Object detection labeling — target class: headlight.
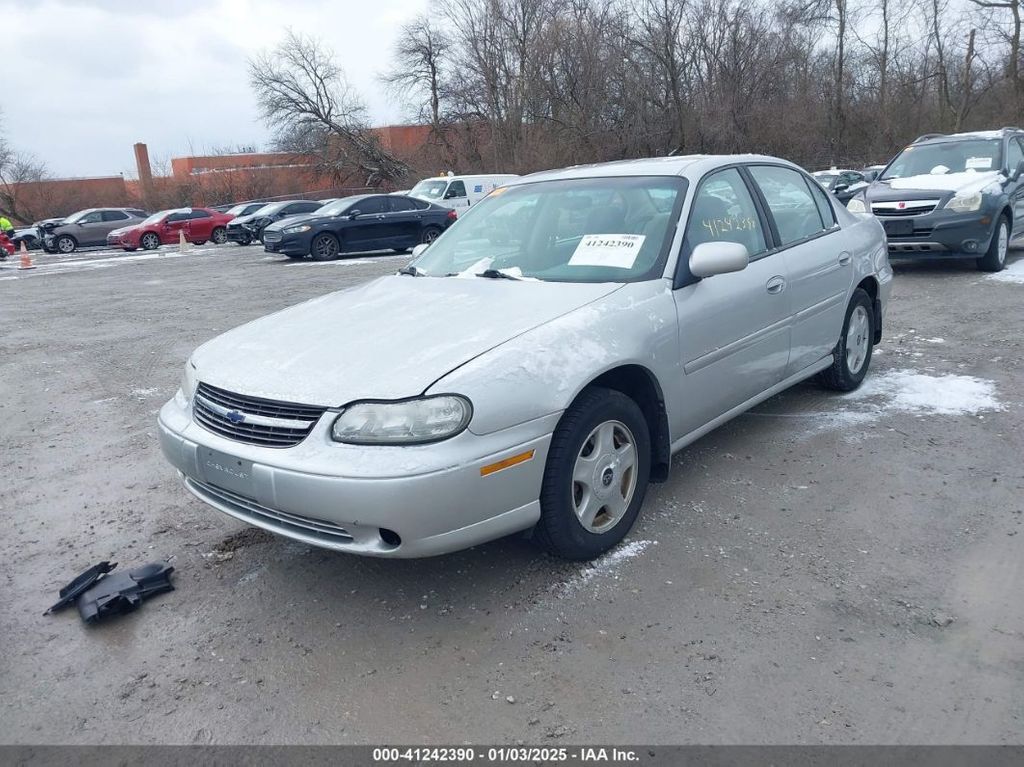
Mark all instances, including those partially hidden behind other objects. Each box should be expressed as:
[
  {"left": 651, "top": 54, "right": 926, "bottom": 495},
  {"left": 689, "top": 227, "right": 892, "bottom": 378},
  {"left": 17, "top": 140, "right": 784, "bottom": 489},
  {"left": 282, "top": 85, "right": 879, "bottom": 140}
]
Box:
[
  {"left": 946, "top": 191, "right": 982, "bottom": 212},
  {"left": 331, "top": 395, "right": 472, "bottom": 445},
  {"left": 284, "top": 224, "right": 311, "bottom": 234},
  {"left": 847, "top": 198, "right": 868, "bottom": 214},
  {"left": 178, "top": 360, "right": 198, "bottom": 406}
]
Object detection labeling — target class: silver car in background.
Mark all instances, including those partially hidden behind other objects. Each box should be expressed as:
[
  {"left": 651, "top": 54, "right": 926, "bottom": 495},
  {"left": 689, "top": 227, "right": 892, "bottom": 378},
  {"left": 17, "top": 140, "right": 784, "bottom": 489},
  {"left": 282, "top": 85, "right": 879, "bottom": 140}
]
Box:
[{"left": 158, "top": 155, "right": 891, "bottom": 560}]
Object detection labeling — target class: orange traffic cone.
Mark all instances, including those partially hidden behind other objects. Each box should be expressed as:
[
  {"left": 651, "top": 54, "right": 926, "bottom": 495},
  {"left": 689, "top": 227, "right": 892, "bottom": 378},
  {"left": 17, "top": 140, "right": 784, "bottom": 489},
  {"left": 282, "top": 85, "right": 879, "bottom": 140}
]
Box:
[
  {"left": 179, "top": 230, "right": 188, "bottom": 252},
  {"left": 18, "top": 242, "right": 36, "bottom": 270}
]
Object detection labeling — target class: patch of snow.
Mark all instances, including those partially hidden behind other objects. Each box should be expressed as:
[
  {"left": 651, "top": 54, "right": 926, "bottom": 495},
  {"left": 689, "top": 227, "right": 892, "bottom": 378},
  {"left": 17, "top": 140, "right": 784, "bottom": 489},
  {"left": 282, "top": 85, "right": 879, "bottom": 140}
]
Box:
[
  {"left": 988, "top": 259, "right": 1024, "bottom": 284},
  {"left": 848, "top": 370, "right": 1001, "bottom": 416},
  {"left": 557, "top": 540, "right": 656, "bottom": 597},
  {"left": 131, "top": 387, "right": 160, "bottom": 398},
  {"left": 923, "top": 338, "right": 945, "bottom": 343}
]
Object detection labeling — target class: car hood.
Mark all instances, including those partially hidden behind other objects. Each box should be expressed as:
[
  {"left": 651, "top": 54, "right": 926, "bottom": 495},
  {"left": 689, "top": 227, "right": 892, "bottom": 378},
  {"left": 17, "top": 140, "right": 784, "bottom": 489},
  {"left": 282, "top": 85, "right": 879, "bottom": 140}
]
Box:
[
  {"left": 264, "top": 213, "right": 324, "bottom": 232},
  {"left": 872, "top": 170, "right": 1004, "bottom": 196},
  {"left": 229, "top": 213, "right": 260, "bottom": 227},
  {"left": 192, "top": 275, "right": 623, "bottom": 407}
]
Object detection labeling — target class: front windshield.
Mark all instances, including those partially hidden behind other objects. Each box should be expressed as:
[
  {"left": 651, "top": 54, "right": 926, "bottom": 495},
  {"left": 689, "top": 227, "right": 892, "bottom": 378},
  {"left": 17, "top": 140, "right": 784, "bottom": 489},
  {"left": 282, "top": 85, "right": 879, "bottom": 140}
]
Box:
[
  {"left": 64, "top": 209, "right": 93, "bottom": 223},
  {"left": 410, "top": 179, "right": 448, "bottom": 199},
  {"left": 316, "top": 197, "right": 359, "bottom": 216},
  {"left": 226, "top": 203, "right": 257, "bottom": 216},
  {"left": 882, "top": 139, "right": 1002, "bottom": 179},
  {"left": 252, "top": 202, "right": 285, "bottom": 217},
  {"left": 813, "top": 173, "right": 838, "bottom": 188},
  {"left": 141, "top": 211, "right": 167, "bottom": 225},
  {"left": 410, "top": 176, "right": 687, "bottom": 283}
]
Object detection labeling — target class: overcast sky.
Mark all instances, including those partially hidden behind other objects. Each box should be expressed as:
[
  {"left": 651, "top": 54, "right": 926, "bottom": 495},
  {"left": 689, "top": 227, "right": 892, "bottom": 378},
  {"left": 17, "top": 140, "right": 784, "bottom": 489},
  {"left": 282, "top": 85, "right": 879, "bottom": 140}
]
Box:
[{"left": 6, "top": 0, "right": 427, "bottom": 178}]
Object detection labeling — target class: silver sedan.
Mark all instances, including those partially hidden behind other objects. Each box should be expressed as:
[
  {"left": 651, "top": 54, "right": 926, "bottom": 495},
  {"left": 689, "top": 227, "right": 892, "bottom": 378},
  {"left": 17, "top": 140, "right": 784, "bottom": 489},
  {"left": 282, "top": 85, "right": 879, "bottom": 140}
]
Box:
[{"left": 158, "top": 155, "right": 891, "bottom": 560}]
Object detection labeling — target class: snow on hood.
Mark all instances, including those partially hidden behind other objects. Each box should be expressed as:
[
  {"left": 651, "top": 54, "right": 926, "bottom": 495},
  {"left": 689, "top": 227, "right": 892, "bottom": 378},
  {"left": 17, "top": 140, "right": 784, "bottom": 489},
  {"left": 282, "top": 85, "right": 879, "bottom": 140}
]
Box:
[
  {"left": 886, "top": 170, "right": 1004, "bottom": 194},
  {"left": 192, "top": 275, "right": 623, "bottom": 406}
]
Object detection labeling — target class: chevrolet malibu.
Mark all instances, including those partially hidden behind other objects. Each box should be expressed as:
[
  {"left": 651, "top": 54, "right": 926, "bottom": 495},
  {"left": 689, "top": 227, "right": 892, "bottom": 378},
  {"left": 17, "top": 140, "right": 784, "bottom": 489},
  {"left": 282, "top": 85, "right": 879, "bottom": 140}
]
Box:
[{"left": 159, "top": 155, "right": 891, "bottom": 560}]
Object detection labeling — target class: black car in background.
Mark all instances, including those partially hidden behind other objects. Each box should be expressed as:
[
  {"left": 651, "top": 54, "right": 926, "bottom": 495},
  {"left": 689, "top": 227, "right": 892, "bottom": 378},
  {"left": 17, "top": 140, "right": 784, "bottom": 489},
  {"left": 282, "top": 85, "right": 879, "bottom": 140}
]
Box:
[
  {"left": 811, "top": 169, "right": 870, "bottom": 203},
  {"left": 225, "top": 199, "right": 325, "bottom": 245},
  {"left": 262, "top": 194, "right": 456, "bottom": 260}
]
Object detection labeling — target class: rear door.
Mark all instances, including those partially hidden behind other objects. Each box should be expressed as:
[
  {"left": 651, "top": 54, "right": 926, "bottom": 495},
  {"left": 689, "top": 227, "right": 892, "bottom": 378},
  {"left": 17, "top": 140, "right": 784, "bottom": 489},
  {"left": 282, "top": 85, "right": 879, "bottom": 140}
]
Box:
[
  {"left": 387, "top": 196, "right": 425, "bottom": 247},
  {"left": 342, "top": 196, "right": 390, "bottom": 252},
  {"left": 671, "top": 166, "right": 791, "bottom": 439},
  {"left": 186, "top": 209, "right": 213, "bottom": 241},
  {"left": 748, "top": 164, "right": 850, "bottom": 376},
  {"left": 98, "top": 210, "right": 130, "bottom": 242}
]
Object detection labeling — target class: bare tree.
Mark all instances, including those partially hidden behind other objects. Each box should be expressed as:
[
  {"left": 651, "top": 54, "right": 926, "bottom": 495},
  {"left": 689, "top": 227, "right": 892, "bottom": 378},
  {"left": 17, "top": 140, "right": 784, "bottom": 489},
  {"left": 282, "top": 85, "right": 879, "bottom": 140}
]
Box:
[
  {"left": 249, "top": 30, "right": 408, "bottom": 185},
  {"left": 0, "top": 113, "right": 50, "bottom": 223}
]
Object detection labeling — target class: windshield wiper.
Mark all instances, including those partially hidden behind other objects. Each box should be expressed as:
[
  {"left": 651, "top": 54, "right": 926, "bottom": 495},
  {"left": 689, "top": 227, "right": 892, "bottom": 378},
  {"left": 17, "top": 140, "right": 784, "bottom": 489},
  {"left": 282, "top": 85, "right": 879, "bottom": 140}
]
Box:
[
  {"left": 398, "top": 265, "right": 423, "bottom": 277},
  {"left": 476, "top": 268, "right": 521, "bottom": 280}
]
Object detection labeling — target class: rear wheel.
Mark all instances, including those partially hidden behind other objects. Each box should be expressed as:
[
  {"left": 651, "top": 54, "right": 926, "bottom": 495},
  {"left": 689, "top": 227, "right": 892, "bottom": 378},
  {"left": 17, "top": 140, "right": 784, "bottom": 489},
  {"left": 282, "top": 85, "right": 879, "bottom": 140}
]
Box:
[
  {"left": 534, "top": 387, "right": 651, "bottom": 560},
  {"left": 193, "top": 240, "right": 207, "bottom": 246},
  {"left": 310, "top": 233, "right": 340, "bottom": 261},
  {"left": 976, "top": 215, "right": 1009, "bottom": 272},
  {"left": 140, "top": 232, "right": 160, "bottom": 251},
  {"left": 817, "top": 288, "right": 874, "bottom": 392},
  {"left": 211, "top": 227, "right": 227, "bottom": 245},
  {"left": 421, "top": 226, "right": 442, "bottom": 244}
]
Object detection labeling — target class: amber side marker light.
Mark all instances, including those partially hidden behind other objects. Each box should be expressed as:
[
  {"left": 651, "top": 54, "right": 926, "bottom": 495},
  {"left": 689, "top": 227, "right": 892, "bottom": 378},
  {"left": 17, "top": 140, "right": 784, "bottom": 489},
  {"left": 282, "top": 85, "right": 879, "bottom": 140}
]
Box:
[{"left": 480, "top": 450, "right": 536, "bottom": 476}]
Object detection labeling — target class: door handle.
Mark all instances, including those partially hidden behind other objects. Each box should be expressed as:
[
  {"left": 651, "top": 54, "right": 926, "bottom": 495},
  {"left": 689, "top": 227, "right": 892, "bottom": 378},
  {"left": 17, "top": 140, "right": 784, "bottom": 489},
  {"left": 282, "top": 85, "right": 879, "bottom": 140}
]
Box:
[
  {"left": 838, "top": 251, "right": 852, "bottom": 265},
  {"left": 766, "top": 276, "right": 786, "bottom": 294}
]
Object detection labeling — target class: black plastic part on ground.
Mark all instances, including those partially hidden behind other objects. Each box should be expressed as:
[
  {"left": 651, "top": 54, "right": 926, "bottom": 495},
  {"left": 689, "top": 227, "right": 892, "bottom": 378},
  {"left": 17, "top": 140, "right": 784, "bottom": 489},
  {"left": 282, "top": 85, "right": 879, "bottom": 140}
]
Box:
[
  {"left": 44, "top": 561, "right": 118, "bottom": 615},
  {"left": 75, "top": 562, "right": 175, "bottom": 624}
]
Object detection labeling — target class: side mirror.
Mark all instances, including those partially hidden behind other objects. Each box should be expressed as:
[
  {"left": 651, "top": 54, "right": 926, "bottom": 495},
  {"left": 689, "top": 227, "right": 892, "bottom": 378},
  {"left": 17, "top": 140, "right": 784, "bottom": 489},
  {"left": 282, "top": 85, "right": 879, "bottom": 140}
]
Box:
[
  {"left": 834, "top": 182, "right": 850, "bottom": 193},
  {"left": 348, "top": 210, "right": 361, "bottom": 219},
  {"left": 689, "top": 241, "right": 749, "bottom": 278},
  {"left": 1012, "top": 160, "right": 1024, "bottom": 181},
  {"left": 410, "top": 243, "right": 429, "bottom": 258}
]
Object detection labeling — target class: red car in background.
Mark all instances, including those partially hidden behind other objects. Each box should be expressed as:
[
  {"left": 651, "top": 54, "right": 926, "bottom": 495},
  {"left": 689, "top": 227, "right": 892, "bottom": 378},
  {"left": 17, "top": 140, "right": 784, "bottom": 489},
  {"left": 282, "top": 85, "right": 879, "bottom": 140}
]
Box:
[{"left": 107, "top": 207, "right": 234, "bottom": 251}]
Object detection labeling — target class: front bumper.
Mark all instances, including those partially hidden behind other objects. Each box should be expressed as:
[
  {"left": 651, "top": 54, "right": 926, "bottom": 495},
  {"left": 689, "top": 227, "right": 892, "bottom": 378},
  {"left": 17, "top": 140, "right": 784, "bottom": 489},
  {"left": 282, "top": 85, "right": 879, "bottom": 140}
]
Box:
[
  {"left": 225, "top": 226, "right": 255, "bottom": 243},
  {"left": 157, "top": 395, "right": 556, "bottom": 557},
  {"left": 880, "top": 208, "right": 1000, "bottom": 259},
  {"left": 262, "top": 231, "right": 312, "bottom": 256}
]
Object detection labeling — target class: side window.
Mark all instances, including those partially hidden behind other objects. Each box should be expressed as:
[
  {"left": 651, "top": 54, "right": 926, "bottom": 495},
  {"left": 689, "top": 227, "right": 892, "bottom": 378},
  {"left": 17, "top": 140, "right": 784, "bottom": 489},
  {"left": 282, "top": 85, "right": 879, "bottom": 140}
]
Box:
[
  {"left": 295, "top": 202, "right": 320, "bottom": 213},
  {"left": 128, "top": 210, "right": 148, "bottom": 218},
  {"left": 166, "top": 212, "right": 187, "bottom": 223},
  {"left": 444, "top": 181, "right": 467, "bottom": 200},
  {"left": 749, "top": 165, "right": 827, "bottom": 246},
  {"left": 356, "top": 197, "right": 385, "bottom": 215},
  {"left": 1006, "top": 138, "right": 1024, "bottom": 171},
  {"left": 189, "top": 209, "right": 211, "bottom": 219},
  {"left": 80, "top": 211, "right": 103, "bottom": 224},
  {"left": 683, "top": 168, "right": 767, "bottom": 256},
  {"left": 806, "top": 177, "right": 837, "bottom": 228},
  {"left": 102, "top": 210, "right": 129, "bottom": 222},
  {"left": 389, "top": 197, "right": 419, "bottom": 213}
]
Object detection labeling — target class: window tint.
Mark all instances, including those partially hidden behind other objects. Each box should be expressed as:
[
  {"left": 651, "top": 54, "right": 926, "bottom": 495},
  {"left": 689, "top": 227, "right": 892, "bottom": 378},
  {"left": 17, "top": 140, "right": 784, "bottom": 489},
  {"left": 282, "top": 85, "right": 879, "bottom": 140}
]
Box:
[
  {"left": 285, "top": 202, "right": 318, "bottom": 214},
  {"left": 749, "top": 165, "right": 827, "bottom": 246},
  {"left": 354, "top": 197, "right": 385, "bottom": 215},
  {"left": 101, "top": 210, "right": 129, "bottom": 222},
  {"left": 389, "top": 196, "right": 420, "bottom": 212},
  {"left": 166, "top": 212, "right": 188, "bottom": 223},
  {"left": 79, "top": 211, "right": 104, "bottom": 224},
  {"left": 189, "top": 209, "right": 211, "bottom": 219},
  {"left": 445, "top": 181, "right": 467, "bottom": 199},
  {"left": 684, "top": 168, "right": 766, "bottom": 256},
  {"left": 1007, "top": 138, "right": 1024, "bottom": 171},
  {"left": 806, "top": 178, "right": 837, "bottom": 228}
]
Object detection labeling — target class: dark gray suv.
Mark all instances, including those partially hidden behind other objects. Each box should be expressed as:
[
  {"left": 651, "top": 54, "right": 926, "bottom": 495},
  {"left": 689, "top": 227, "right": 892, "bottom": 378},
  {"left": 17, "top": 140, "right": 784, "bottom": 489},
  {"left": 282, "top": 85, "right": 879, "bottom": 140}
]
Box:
[
  {"left": 850, "top": 128, "right": 1024, "bottom": 272},
  {"left": 41, "top": 207, "right": 149, "bottom": 254}
]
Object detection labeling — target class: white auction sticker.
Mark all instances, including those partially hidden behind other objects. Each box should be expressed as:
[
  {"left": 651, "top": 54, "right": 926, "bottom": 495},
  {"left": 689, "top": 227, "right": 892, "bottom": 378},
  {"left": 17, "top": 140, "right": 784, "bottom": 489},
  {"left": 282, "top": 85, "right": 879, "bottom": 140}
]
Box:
[
  {"left": 965, "top": 157, "right": 993, "bottom": 170},
  {"left": 569, "top": 234, "right": 646, "bottom": 268}
]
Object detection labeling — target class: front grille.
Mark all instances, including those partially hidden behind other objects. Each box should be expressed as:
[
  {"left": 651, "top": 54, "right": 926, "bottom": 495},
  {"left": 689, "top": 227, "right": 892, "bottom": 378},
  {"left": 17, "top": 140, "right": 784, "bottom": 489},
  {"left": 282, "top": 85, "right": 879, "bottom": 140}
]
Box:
[
  {"left": 186, "top": 478, "right": 354, "bottom": 543},
  {"left": 872, "top": 201, "right": 940, "bottom": 217},
  {"left": 193, "top": 382, "right": 326, "bottom": 448},
  {"left": 262, "top": 231, "right": 282, "bottom": 243}
]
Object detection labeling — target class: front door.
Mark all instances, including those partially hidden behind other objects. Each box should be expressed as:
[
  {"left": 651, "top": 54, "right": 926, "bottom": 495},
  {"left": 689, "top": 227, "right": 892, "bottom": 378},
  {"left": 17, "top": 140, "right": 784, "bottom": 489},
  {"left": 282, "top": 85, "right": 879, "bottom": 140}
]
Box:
[
  {"left": 747, "top": 165, "right": 851, "bottom": 375},
  {"left": 161, "top": 212, "right": 189, "bottom": 244},
  {"left": 671, "top": 167, "right": 792, "bottom": 439}
]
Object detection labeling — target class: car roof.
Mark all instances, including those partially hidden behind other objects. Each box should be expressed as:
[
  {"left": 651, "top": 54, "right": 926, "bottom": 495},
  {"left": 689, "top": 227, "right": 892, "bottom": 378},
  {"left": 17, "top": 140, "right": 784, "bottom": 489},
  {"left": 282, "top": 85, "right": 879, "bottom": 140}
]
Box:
[
  {"left": 914, "top": 128, "right": 1023, "bottom": 145},
  {"left": 506, "top": 154, "right": 804, "bottom": 185}
]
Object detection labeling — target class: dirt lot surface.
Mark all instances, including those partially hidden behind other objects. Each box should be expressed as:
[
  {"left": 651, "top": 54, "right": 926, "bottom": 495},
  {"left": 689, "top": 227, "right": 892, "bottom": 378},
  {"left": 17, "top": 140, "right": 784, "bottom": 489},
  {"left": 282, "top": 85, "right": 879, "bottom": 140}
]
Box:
[{"left": 1, "top": 244, "right": 1022, "bottom": 745}]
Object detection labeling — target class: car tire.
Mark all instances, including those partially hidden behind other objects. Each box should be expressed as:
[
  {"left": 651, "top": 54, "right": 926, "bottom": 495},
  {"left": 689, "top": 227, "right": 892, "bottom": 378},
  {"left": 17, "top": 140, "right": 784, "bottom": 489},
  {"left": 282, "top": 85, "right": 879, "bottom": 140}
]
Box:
[
  {"left": 193, "top": 240, "right": 207, "bottom": 246},
  {"left": 817, "top": 288, "right": 874, "bottom": 392},
  {"left": 236, "top": 233, "right": 252, "bottom": 246},
  {"left": 211, "top": 227, "right": 227, "bottom": 245},
  {"left": 534, "top": 387, "right": 651, "bottom": 561},
  {"left": 421, "top": 226, "right": 442, "bottom": 244},
  {"left": 310, "top": 233, "right": 340, "bottom": 261},
  {"left": 976, "top": 215, "right": 1009, "bottom": 272},
  {"left": 55, "top": 234, "right": 77, "bottom": 254},
  {"left": 140, "top": 232, "right": 160, "bottom": 251}
]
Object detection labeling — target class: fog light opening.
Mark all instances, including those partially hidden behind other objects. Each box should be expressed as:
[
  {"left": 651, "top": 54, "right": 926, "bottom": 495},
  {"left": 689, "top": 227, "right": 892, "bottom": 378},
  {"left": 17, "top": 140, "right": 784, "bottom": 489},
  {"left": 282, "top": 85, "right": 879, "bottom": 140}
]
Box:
[{"left": 379, "top": 528, "right": 402, "bottom": 548}]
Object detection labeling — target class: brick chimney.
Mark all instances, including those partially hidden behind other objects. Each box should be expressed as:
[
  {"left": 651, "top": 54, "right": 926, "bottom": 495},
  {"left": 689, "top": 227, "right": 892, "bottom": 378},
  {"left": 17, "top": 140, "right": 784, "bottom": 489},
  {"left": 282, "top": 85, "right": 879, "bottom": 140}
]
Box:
[{"left": 134, "top": 142, "right": 154, "bottom": 208}]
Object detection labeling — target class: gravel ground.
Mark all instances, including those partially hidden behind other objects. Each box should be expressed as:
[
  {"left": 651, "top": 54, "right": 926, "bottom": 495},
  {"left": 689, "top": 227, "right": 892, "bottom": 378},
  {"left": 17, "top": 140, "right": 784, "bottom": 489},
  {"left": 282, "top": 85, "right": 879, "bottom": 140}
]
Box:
[{"left": 1, "top": 244, "right": 1021, "bottom": 745}]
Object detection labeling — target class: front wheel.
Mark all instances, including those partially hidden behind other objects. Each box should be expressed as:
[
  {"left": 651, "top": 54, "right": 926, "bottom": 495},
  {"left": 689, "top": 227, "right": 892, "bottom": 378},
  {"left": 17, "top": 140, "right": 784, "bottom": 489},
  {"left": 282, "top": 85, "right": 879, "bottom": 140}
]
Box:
[
  {"left": 55, "top": 234, "right": 77, "bottom": 254},
  {"left": 977, "top": 216, "right": 1009, "bottom": 272},
  {"left": 235, "top": 232, "right": 252, "bottom": 246},
  {"left": 818, "top": 288, "right": 874, "bottom": 392},
  {"left": 534, "top": 387, "right": 651, "bottom": 560},
  {"left": 310, "top": 233, "right": 340, "bottom": 261}
]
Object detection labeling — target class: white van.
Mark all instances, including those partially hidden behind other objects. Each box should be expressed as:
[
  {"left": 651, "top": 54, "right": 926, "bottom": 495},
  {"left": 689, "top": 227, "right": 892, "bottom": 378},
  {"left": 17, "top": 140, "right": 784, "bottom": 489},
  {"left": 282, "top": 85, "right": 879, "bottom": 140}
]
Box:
[{"left": 408, "top": 174, "right": 519, "bottom": 209}]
